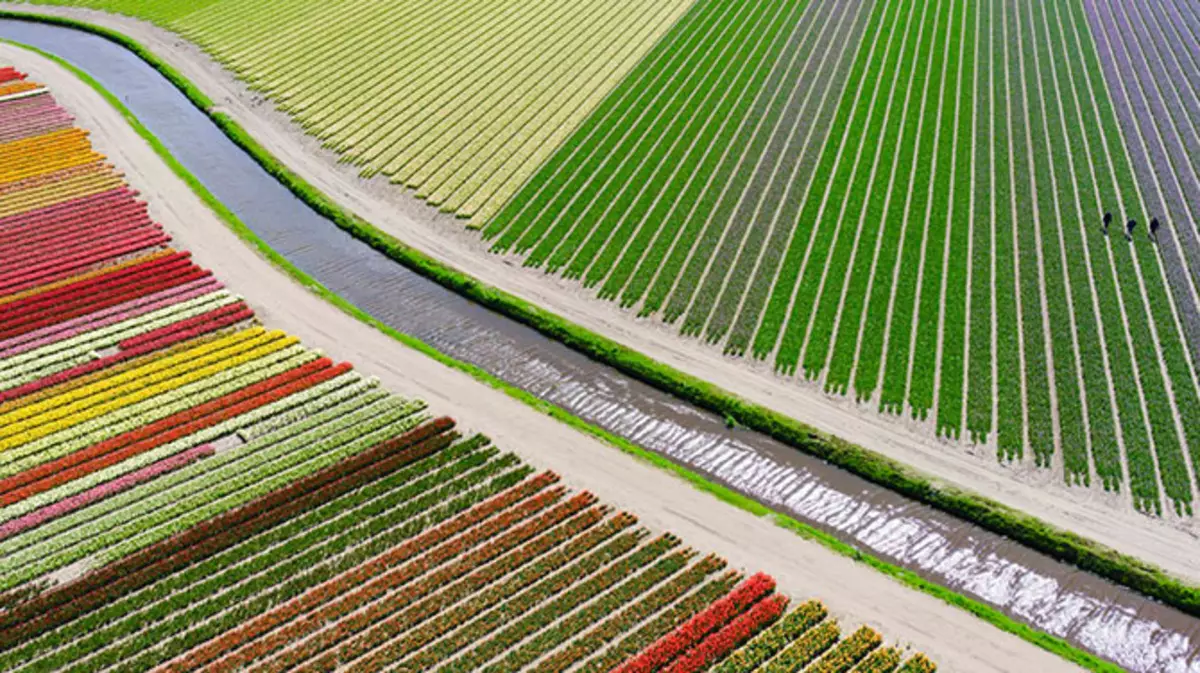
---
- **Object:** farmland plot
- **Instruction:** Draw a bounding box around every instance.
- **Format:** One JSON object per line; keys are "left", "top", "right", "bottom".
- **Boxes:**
{"left": 27, "top": 0, "right": 697, "bottom": 222}
{"left": 486, "top": 0, "right": 1200, "bottom": 513}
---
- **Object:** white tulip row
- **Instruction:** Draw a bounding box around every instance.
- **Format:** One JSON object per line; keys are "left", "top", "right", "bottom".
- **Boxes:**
{"left": 0, "top": 291, "right": 237, "bottom": 389}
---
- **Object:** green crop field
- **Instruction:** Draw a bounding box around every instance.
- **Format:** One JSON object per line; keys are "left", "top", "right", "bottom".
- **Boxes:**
{"left": 31, "top": 0, "right": 1200, "bottom": 515}
{"left": 484, "top": 0, "right": 1200, "bottom": 514}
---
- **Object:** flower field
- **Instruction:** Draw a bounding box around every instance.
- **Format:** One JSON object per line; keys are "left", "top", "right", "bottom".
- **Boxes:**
{"left": 25, "top": 0, "right": 698, "bottom": 223}
{"left": 33, "top": 0, "right": 1200, "bottom": 515}
{"left": 0, "top": 72, "right": 933, "bottom": 672}
{"left": 481, "top": 0, "right": 1200, "bottom": 513}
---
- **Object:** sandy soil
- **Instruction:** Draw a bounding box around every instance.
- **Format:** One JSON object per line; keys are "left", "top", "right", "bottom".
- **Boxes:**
{"left": 11, "top": 4, "right": 1196, "bottom": 589}
{"left": 0, "top": 42, "right": 1087, "bottom": 673}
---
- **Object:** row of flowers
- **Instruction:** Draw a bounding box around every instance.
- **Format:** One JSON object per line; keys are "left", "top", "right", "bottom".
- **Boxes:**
{"left": 0, "top": 262, "right": 210, "bottom": 342}
{"left": 0, "top": 283, "right": 231, "bottom": 380}
{"left": 712, "top": 600, "right": 828, "bottom": 673}
{"left": 532, "top": 555, "right": 727, "bottom": 673}
{"left": 0, "top": 346, "right": 325, "bottom": 480}
{"left": 577, "top": 572, "right": 743, "bottom": 673}
{"left": 1, "top": 325, "right": 268, "bottom": 423}
{"left": 0, "top": 300, "right": 251, "bottom": 404}
{"left": 0, "top": 330, "right": 296, "bottom": 449}
{"left": 0, "top": 417, "right": 460, "bottom": 651}
{"left": 423, "top": 535, "right": 680, "bottom": 673}
{"left": 79, "top": 440, "right": 518, "bottom": 673}
{"left": 615, "top": 572, "right": 777, "bottom": 673}
{"left": 0, "top": 229, "right": 169, "bottom": 296}
{"left": 483, "top": 548, "right": 700, "bottom": 673}
{"left": 806, "top": 625, "right": 883, "bottom": 673}
{"left": 176, "top": 472, "right": 562, "bottom": 671}
{"left": 214, "top": 486, "right": 591, "bottom": 673}
{"left": 0, "top": 358, "right": 347, "bottom": 508}
{"left": 0, "top": 250, "right": 195, "bottom": 332}
{"left": 0, "top": 389, "right": 425, "bottom": 591}
{"left": 663, "top": 594, "right": 788, "bottom": 673}
{"left": 274, "top": 502, "right": 611, "bottom": 673}
{"left": 0, "top": 444, "right": 215, "bottom": 541}
{"left": 364, "top": 529, "right": 650, "bottom": 673}
{"left": 301, "top": 510, "right": 637, "bottom": 673}
{"left": 759, "top": 621, "right": 840, "bottom": 672}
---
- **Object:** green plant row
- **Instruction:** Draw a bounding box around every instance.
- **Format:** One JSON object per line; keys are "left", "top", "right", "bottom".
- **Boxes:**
{"left": 3, "top": 443, "right": 520, "bottom": 672}
{"left": 444, "top": 541, "right": 685, "bottom": 673}
{"left": 480, "top": 548, "right": 694, "bottom": 672}
{"left": 0, "top": 20, "right": 1182, "bottom": 669}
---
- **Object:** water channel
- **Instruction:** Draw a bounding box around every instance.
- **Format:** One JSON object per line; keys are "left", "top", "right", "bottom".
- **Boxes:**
{"left": 3, "top": 18, "right": 1198, "bottom": 671}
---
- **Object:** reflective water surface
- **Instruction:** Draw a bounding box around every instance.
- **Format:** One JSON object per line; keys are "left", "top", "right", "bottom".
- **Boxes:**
{"left": 3, "top": 19, "right": 1199, "bottom": 671}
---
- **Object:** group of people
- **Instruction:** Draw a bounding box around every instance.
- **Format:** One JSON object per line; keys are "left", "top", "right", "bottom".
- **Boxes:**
{"left": 1102, "top": 211, "right": 1161, "bottom": 240}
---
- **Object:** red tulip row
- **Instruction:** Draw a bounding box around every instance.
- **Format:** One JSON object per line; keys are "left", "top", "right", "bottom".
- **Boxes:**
{"left": 0, "top": 250, "right": 190, "bottom": 332}
{"left": 531, "top": 555, "right": 727, "bottom": 673}
{"left": 0, "top": 67, "right": 24, "bottom": 84}
{"left": 576, "top": 572, "right": 743, "bottom": 673}
{"left": 208, "top": 486, "right": 586, "bottom": 673}
{"left": 0, "top": 229, "right": 171, "bottom": 297}
{"left": 161, "top": 470, "right": 560, "bottom": 672}
{"left": 0, "top": 358, "right": 347, "bottom": 506}
{"left": 350, "top": 527, "right": 647, "bottom": 673}
{"left": 251, "top": 497, "right": 606, "bottom": 673}
{"left": 2, "top": 249, "right": 188, "bottom": 315}
{"left": 614, "top": 572, "right": 776, "bottom": 673}
{"left": 0, "top": 191, "right": 144, "bottom": 252}
{"left": 0, "top": 417, "right": 458, "bottom": 648}
{"left": 0, "top": 256, "right": 203, "bottom": 340}
{"left": 302, "top": 511, "right": 636, "bottom": 673}
{"left": 0, "top": 300, "right": 250, "bottom": 406}
{"left": 1, "top": 204, "right": 152, "bottom": 269}
{"left": 662, "top": 594, "right": 787, "bottom": 673}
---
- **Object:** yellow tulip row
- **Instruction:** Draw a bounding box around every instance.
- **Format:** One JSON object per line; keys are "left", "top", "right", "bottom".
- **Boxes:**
{"left": 0, "top": 128, "right": 99, "bottom": 182}
{"left": 0, "top": 329, "right": 297, "bottom": 451}
{"left": 0, "top": 169, "right": 123, "bottom": 218}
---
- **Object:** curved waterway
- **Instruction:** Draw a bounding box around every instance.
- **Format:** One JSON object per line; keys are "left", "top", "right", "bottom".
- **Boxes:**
{"left": 4, "top": 19, "right": 1198, "bottom": 671}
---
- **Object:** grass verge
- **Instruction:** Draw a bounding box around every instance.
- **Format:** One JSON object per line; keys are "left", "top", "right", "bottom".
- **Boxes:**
{"left": 0, "top": 12, "right": 1188, "bottom": 665}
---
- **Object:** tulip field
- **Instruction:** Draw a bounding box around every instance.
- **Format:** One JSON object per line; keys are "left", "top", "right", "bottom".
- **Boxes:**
{"left": 28, "top": 0, "right": 1200, "bottom": 514}
{"left": 0, "top": 72, "right": 933, "bottom": 672}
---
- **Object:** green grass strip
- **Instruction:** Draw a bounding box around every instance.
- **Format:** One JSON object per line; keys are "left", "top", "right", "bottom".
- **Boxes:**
{"left": 0, "top": 17, "right": 1178, "bottom": 671}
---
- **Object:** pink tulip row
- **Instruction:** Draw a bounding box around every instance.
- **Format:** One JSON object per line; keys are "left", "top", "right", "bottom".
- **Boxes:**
{"left": 0, "top": 444, "right": 214, "bottom": 541}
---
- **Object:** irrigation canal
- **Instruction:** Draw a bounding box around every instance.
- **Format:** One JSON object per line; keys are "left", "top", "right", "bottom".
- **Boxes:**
{"left": 3, "top": 18, "right": 1198, "bottom": 672}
